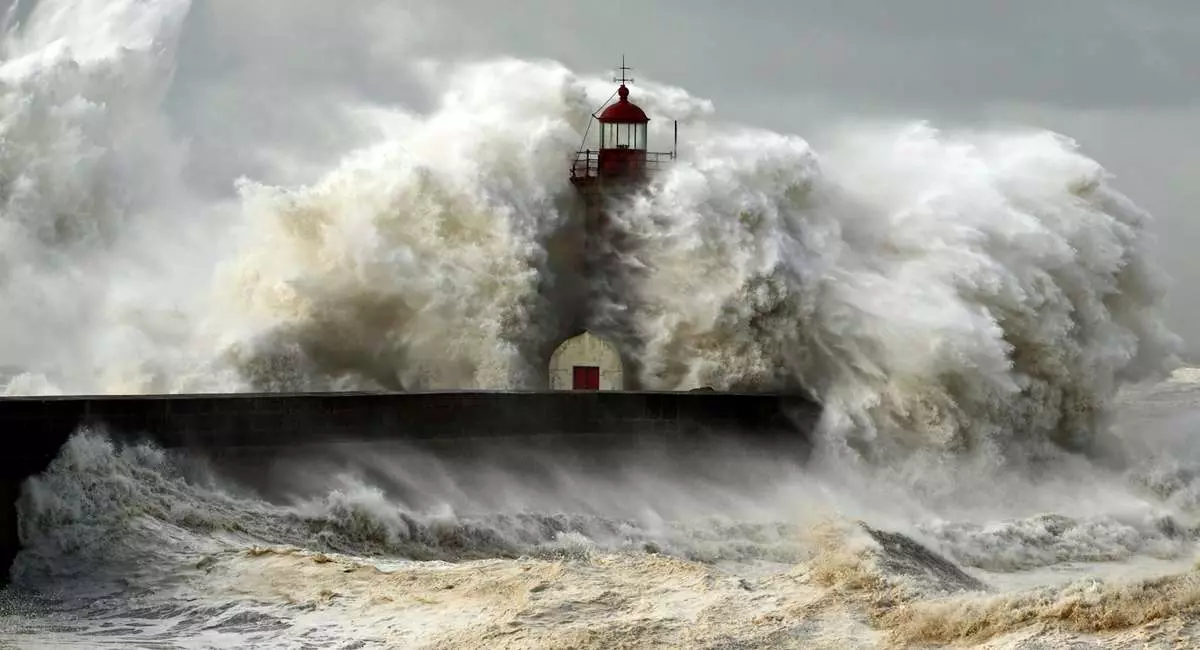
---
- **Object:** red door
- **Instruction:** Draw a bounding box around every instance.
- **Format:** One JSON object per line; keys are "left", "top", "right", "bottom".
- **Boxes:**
{"left": 572, "top": 366, "right": 600, "bottom": 390}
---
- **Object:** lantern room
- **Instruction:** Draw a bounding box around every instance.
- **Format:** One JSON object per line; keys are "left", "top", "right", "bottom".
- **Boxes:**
{"left": 570, "top": 59, "right": 676, "bottom": 188}
{"left": 594, "top": 84, "right": 649, "bottom": 179}
{"left": 599, "top": 84, "right": 649, "bottom": 151}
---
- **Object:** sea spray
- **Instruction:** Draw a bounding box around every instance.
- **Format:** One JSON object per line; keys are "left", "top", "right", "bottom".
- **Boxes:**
{"left": 1, "top": 2, "right": 1179, "bottom": 467}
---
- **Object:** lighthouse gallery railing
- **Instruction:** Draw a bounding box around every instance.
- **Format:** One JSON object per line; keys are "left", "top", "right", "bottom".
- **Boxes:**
{"left": 570, "top": 150, "right": 676, "bottom": 180}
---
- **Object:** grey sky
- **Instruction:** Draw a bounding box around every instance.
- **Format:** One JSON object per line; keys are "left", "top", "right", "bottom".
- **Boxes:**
{"left": 9, "top": 0, "right": 1200, "bottom": 355}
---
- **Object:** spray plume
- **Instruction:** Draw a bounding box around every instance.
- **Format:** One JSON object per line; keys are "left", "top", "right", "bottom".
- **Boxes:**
{"left": 0, "top": 0, "right": 1180, "bottom": 468}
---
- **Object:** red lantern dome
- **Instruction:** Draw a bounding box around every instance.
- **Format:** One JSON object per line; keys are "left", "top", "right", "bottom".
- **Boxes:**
{"left": 597, "top": 85, "right": 649, "bottom": 123}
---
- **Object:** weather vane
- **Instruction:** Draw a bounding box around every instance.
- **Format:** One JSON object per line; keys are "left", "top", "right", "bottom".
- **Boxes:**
{"left": 613, "top": 55, "right": 634, "bottom": 85}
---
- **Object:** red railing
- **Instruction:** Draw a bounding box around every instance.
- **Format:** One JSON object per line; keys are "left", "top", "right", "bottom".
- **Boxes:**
{"left": 570, "top": 150, "right": 675, "bottom": 180}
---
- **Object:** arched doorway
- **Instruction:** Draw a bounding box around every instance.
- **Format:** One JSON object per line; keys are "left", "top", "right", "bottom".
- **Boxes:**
{"left": 548, "top": 331, "right": 624, "bottom": 391}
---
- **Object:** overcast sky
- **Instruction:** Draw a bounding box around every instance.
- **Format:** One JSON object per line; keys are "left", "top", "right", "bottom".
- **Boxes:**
{"left": 10, "top": 0, "right": 1200, "bottom": 355}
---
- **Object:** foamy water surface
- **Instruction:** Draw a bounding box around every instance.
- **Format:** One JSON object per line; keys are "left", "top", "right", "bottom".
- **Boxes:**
{"left": 3, "top": 371, "right": 1200, "bottom": 649}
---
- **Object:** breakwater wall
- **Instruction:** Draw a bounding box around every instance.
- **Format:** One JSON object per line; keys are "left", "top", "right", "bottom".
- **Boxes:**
{"left": 0, "top": 390, "right": 819, "bottom": 584}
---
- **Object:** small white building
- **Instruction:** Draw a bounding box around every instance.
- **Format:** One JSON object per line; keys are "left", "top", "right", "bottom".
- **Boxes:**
{"left": 548, "top": 331, "right": 625, "bottom": 391}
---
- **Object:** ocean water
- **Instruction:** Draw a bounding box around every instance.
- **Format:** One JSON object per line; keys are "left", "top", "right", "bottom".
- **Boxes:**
{"left": 2, "top": 373, "right": 1199, "bottom": 649}
{"left": 0, "top": 1, "right": 1192, "bottom": 648}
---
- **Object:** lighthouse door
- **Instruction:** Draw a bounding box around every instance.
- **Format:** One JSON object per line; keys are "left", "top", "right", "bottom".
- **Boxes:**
{"left": 572, "top": 366, "right": 601, "bottom": 390}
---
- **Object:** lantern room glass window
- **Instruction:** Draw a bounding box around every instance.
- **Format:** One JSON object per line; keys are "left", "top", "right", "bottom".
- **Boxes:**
{"left": 600, "top": 122, "right": 648, "bottom": 150}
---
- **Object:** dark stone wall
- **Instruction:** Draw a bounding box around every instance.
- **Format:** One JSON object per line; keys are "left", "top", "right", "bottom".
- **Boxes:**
{"left": 0, "top": 390, "right": 819, "bottom": 585}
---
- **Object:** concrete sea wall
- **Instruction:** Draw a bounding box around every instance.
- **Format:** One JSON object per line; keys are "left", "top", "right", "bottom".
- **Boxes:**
{"left": 0, "top": 390, "right": 819, "bottom": 584}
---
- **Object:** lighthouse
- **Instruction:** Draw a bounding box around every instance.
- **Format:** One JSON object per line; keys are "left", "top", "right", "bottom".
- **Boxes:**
{"left": 547, "top": 59, "right": 677, "bottom": 392}
{"left": 569, "top": 58, "right": 676, "bottom": 196}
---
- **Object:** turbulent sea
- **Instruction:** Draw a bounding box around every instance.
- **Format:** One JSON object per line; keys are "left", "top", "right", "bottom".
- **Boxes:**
{"left": 0, "top": 0, "right": 1195, "bottom": 648}
{"left": 3, "top": 374, "right": 1200, "bottom": 649}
